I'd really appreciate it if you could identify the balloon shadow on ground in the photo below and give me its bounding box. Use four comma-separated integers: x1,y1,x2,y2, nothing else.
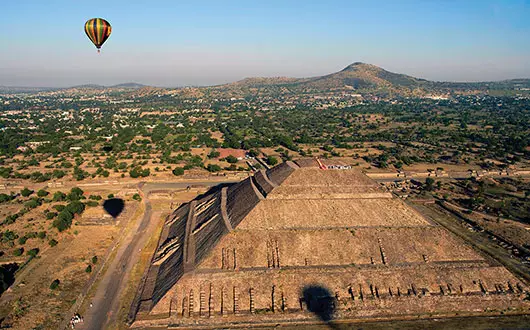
103,198,125,218
302,284,339,328
102,145,113,152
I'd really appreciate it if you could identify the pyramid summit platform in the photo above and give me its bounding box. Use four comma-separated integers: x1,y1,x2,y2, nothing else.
131,159,529,328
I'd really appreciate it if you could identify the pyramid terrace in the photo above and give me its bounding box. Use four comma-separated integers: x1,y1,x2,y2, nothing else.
131,159,529,328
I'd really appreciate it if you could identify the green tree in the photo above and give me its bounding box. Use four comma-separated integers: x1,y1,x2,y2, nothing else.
206,164,222,172
266,156,278,166
172,167,184,176
65,201,85,215
67,187,84,201
13,248,24,256
86,201,98,207
24,199,40,209
425,177,435,191
52,191,66,202
207,150,220,159
20,188,33,197
225,155,238,164
27,248,39,257
52,169,66,178
53,210,74,232
49,279,60,290
37,189,49,197
0,193,14,203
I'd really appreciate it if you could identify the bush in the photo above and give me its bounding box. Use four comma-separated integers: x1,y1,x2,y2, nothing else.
48,239,58,247
266,156,278,166
52,204,65,212
37,189,49,197
53,210,74,232
45,211,58,219
37,231,46,239
50,279,60,290
0,193,14,203
18,237,27,245
132,193,142,201
13,248,24,256
89,195,102,201
224,155,238,164
86,201,98,207
85,265,92,273
206,164,222,172
129,166,150,178
24,199,40,209
207,150,220,159
20,188,33,197
1,230,18,243
425,177,435,191
91,256,98,264
52,191,66,202
3,214,19,225
67,187,84,201
52,169,66,179
65,201,85,215
27,248,39,257
172,167,184,176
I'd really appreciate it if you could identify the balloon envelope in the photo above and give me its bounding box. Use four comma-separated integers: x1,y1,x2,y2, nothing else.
84,18,112,50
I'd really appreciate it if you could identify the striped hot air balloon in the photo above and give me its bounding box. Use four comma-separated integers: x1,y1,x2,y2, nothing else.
84,18,112,53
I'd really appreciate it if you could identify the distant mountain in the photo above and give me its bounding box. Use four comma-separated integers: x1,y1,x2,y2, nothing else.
70,82,146,90
0,86,58,93
69,84,106,89
110,82,145,89
221,62,530,96
305,62,427,90
2,64,529,96
0,83,147,94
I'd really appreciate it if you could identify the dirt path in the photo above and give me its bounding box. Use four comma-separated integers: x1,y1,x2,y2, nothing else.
76,189,153,330
72,179,237,330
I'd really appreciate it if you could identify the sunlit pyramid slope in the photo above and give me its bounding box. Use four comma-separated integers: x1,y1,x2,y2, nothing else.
132,160,529,328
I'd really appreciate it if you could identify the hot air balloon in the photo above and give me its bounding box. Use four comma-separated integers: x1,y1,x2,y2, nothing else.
84,18,112,53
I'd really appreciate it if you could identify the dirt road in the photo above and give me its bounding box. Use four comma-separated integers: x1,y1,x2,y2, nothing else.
74,179,238,330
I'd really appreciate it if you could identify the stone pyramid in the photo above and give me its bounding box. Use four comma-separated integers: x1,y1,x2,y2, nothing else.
132,159,529,328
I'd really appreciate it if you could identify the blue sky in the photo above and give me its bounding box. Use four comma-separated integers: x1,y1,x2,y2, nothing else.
2,0,530,87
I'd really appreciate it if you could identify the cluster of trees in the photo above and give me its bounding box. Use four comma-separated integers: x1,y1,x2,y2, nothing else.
39,187,88,231
1,93,528,182
129,166,150,178
452,178,530,224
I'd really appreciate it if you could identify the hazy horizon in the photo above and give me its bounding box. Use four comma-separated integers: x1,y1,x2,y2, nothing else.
2,0,530,87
